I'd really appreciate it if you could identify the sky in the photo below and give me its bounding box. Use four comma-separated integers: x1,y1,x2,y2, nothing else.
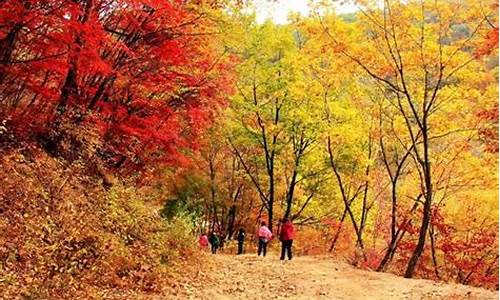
253,0,359,24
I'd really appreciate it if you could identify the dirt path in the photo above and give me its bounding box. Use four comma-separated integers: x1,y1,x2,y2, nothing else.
174,253,498,300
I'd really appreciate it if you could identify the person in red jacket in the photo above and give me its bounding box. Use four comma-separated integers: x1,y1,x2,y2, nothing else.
199,233,209,251
279,218,295,260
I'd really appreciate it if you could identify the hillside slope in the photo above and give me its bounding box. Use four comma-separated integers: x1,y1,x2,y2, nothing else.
170,254,498,300
0,146,197,299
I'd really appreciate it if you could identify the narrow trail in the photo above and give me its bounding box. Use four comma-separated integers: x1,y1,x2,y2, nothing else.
175,254,498,300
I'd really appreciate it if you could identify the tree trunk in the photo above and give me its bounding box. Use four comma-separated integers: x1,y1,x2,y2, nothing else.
226,204,236,239
0,24,21,84
359,135,372,236
283,168,298,220
329,207,347,252
268,193,274,232
378,198,420,271
429,222,440,279
377,182,399,272
405,124,432,278
56,0,94,115
267,150,275,232
327,137,366,258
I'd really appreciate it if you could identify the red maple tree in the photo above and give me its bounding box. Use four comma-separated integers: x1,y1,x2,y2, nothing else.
0,0,234,172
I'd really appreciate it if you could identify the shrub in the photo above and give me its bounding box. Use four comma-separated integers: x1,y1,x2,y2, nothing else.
0,145,198,299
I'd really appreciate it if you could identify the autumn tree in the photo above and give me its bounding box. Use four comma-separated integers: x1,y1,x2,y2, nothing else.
0,0,232,175
317,0,498,277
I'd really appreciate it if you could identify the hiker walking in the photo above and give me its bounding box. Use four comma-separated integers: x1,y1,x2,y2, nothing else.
199,232,209,251
279,218,295,260
236,228,246,255
209,232,220,254
257,221,272,257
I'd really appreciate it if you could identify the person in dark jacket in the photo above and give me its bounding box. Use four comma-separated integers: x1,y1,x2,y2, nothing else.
236,228,246,255
208,232,220,254
279,218,295,260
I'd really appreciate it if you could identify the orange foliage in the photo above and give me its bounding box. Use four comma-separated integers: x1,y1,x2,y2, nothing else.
0,143,197,299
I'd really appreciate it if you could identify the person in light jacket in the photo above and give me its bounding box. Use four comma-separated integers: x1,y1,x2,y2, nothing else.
257,221,272,257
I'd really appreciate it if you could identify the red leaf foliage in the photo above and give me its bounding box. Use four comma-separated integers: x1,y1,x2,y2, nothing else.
0,0,235,173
